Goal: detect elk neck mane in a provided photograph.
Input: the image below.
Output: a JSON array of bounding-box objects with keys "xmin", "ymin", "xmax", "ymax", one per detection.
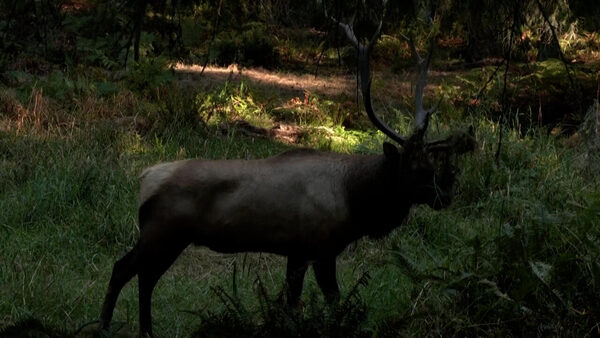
[{"xmin": 343, "ymin": 150, "xmax": 411, "ymax": 239}]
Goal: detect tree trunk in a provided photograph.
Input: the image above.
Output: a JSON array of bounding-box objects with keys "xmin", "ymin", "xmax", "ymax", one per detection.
[{"xmin": 133, "ymin": 0, "xmax": 148, "ymax": 62}]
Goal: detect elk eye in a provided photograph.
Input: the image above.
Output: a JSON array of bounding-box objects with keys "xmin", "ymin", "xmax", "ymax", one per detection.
[{"xmin": 412, "ymin": 162, "xmax": 425, "ymax": 171}]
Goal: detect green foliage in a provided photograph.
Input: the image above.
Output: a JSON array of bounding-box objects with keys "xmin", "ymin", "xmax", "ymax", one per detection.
[
  {"xmin": 382, "ymin": 126, "xmax": 600, "ymax": 336},
  {"xmin": 372, "ymin": 35, "xmax": 408, "ymax": 68},
  {"xmin": 303, "ymin": 126, "xmax": 369, "ymax": 153},
  {"xmin": 0, "ymin": 0, "xmax": 68, "ymax": 66},
  {"xmin": 271, "ymin": 93, "xmax": 339, "ymax": 126},
  {"xmin": 240, "ymin": 23, "xmax": 280, "ymax": 67},
  {"xmin": 126, "ymin": 57, "xmax": 174, "ymax": 93},
  {"xmin": 212, "ymin": 31, "xmax": 242, "ymax": 66},
  {"xmin": 75, "ymin": 35, "xmax": 123, "ymax": 69},
  {"xmin": 154, "ymin": 84, "xmax": 203, "ymax": 132},
  {"xmin": 195, "ymin": 81, "xmax": 265, "ymax": 125}
]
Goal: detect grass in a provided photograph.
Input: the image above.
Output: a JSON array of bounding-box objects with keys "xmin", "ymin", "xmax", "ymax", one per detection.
[{"xmin": 0, "ymin": 60, "xmax": 599, "ymax": 337}]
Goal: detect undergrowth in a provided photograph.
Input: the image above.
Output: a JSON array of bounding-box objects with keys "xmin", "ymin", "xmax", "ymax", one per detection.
[{"xmin": 192, "ymin": 273, "xmax": 371, "ymax": 338}]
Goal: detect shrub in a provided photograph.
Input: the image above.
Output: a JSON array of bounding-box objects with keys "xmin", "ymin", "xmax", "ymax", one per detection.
[
  {"xmin": 211, "ymin": 23, "xmax": 279, "ymax": 68},
  {"xmin": 126, "ymin": 57, "xmax": 174, "ymax": 94},
  {"xmin": 239, "ymin": 23, "xmax": 279, "ymax": 68},
  {"xmin": 192, "ymin": 273, "xmax": 372, "ymax": 338}
]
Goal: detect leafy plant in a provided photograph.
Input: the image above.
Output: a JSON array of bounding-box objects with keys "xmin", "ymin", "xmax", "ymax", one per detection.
[
  {"xmin": 195, "ymin": 81, "xmax": 266, "ymax": 128},
  {"xmin": 126, "ymin": 57, "xmax": 174, "ymax": 93}
]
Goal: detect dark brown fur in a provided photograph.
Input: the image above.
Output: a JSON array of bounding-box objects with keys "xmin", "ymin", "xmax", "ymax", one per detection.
[{"xmin": 99, "ymin": 130, "xmax": 475, "ymax": 336}]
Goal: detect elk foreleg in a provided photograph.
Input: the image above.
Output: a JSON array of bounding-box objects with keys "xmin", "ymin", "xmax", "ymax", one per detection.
[
  {"xmin": 313, "ymin": 258, "xmax": 340, "ymax": 303},
  {"xmin": 285, "ymin": 256, "xmax": 309, "ymax": 308}
]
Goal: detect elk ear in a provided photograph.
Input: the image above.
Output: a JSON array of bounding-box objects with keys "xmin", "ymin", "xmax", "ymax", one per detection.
[{"xmin": 383, "ymin": 142, "xmax": 399, "ymax": 157}]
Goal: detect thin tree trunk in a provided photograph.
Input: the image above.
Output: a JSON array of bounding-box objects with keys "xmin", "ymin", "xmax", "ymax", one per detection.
[
  {"xmin": 133, "ymin": 0, "xmax": 148, "ymax": 62},
  {"xmin": 495, "ymin": 0, "xmax": 519, "ymax": 163},
  {"xmin": 200, "ymin": 0, "xmax": 223, "ymax": 75}
]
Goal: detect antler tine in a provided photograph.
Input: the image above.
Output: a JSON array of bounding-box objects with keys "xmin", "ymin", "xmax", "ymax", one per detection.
[
  {"xmin": 324, "ymin": 5, "xmax": 359, "ymax": 49},
  {"xmin": 409, "ymin": 34, "xmax": 437, "ymax": 135},
  {"xmin": 362, "ymin": 81, "xmax": 407, "ymax": 145},
  {"xmin": 325, "ymin": 0, "xmax": 406, "ymax": 145},
  {"xmin": 368, "ymin": 0, "xmax": 388, "ymax": 50}
]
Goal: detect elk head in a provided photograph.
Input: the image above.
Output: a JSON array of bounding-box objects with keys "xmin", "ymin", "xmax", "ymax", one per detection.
[{"xmin": 328, "ymin": 2, "xmax": 476, "ymax": 210}]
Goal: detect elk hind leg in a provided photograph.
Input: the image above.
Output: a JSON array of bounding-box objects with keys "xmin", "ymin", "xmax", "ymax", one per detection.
[
  {"xmin": 100, "ymin": 243, "xmax": 140, "ymax": 331},
  {"xmin": 138, "ymin": 238, "xmax": 189, "ymax": 337},
  {"xmin": 313, "ymin": 258, "xmax": 340, "ymax": 303}
]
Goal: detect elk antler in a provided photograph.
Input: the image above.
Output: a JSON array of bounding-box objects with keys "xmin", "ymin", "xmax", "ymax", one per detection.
[
  {"xmin": 326, "ymin": 1, "xmax": 439, "ymax": 145},
  {"xmin": 402, "ymin": 30, "xmax": 439, "ymax": 138},
  {"xmin": 324, "ymin": 0, "xmax": 406, "ymax": 145}
]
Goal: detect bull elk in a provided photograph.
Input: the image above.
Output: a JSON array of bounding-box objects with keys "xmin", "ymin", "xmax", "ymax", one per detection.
[{"xmin": 99, "ymin": 8, "xmax": 476, "ymax": 337}]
